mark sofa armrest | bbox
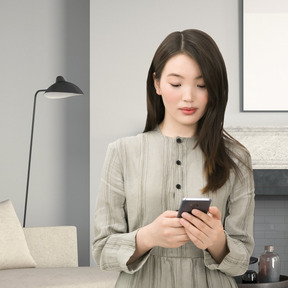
[23,226,78,268]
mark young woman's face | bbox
[154,53,208,137]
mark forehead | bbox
[162,53,201,77]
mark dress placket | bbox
[175,137,184,208]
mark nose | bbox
[182,87,194,102]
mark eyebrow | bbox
[167,73,203,80]
[167,73,184,78]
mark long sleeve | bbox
[204,151,255,276]
[92,142,150,274]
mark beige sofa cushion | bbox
[0,200,36,270]
[24,226,78,267]
[0,267,119,288]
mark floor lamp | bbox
[23,76,83,227]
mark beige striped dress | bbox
[93,127,255,287]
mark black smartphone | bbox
[177,197,211,218]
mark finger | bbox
[170,218,186,228]
[161,214,186,228]
[180,218,209,248]
[191,209,213,227]
[165,226,189,238]
[208,206,221,220]
[181,212,214,239]
[185,229,207,248]
[192,209,223,232]
[180,215,206,234]
[189,214,210,235]
[163,210,179,218]
[175,230,190,241]
[162,211,185,228]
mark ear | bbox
[153,72,161,95]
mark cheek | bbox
[161,86,180,104]
[200,92,209,107]
[162,92,179,109]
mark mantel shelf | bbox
[226,126,288,170]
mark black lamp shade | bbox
[45,76,83,99]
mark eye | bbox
[170,83,181,87]
[197,84,206,89]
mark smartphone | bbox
[177,197,211,218]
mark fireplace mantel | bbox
[226,126,288,169]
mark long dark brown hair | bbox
[144,29,250,193]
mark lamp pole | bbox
[23,89,46,227]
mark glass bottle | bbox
[258,245,281,283]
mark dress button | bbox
[176,160,181,165]
[176,138,182,143]
[176,184,181,189]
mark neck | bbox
[159,121,197,138]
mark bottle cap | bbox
[265,245,274,252]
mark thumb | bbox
[208,206,221,220]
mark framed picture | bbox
[243,0,288,111]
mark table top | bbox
[235,275,288,287]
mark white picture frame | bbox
[243,0,288,111]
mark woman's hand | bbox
[127,210,189,265]
[179,206,229,263]
[143,210,190,249]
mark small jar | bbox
[258,245,281,283]
[242,270,258,283]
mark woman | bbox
[93,29,255,287]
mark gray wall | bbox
[90,0,288,265]
[0,0,89,265]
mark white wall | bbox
[0,0,89,265]
[90,0,288,265]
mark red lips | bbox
[180,107,196,115]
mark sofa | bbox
[0,200,119,288]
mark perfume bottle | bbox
[258,245,280,283]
